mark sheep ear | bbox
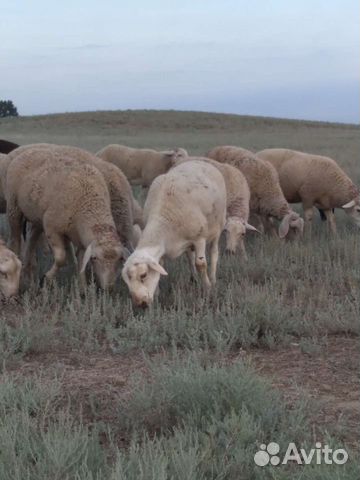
[279,216,290,239]
[149,261,168,276]
[342,200,356,209]
[80,242,94,273]
[245,222,261,233]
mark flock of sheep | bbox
[0,138,359,308]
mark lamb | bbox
[6,148,125,289]
[122,160,227,308]
[0,238,21,298]
[96,144,187,187]
[173,152,258,258]
[6,144,137,250]
[0,139,19,154]
[256,148,360,234]
[207,146,304,238]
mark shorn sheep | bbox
[256,148,360,234]
[122,160,227,308]
[6,148,125,289]
[0,238,21,298]
[173,152,258,258]
[207,146,304,238]
[96,144,186,187]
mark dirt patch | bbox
[247,336,359,449]
[3,336,359,449]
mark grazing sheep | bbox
[207,146,304,239]
[0,139,19,154]
[6,144,137,250]
[0,238,21,298]
[173,152,258,258]
[6,148,125,289]
[96,144,187,187]
[122,160,227,308]
[256,148,360,234]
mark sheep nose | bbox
[140,301,148,309]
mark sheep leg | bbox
[262,216,278,237]
[76,248,87,289]
[324,209,337,235]
[186,248,197,282]
[23,224,43,281]
[193,239,211,289]
[239,238,248,261]
[209,236,220,285]
[44,233,67,281]
[303,206,314,235]
[7,197,23,256]
[66,240,78,267]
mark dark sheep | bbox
[0,139,19,154]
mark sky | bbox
[1,0,359,123]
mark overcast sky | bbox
[1,0,359,122]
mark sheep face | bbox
[279,212,304,239]
[81,241,124,289]
[342,198,360,227]
[0,251,21,298]
[224,217,246,254]
[122,253,167,308]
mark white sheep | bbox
[173,152,258,258]
[6,148,125,289]
[256,148,360,234]
[122,160,227,308]
[207,146,304,239]
[96,144,187,187]
[0,238,21,298]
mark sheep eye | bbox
[0,272,7,279]
[91,255,97,261]
[140,273,147,281]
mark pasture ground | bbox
[0,110,359,479]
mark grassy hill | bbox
[1,110,359,182]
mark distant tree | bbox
[0,100,19,118]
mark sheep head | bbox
[81,233,125,290]
[342,197,360,228]
[122,251,167,308]
[224,217,260,254]
[279,212,304,239]
[0,247,21,298]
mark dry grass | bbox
[0,110,359,478]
